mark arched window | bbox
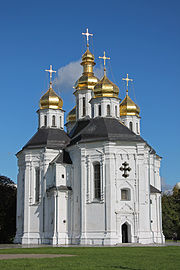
[121,189,130,201]
[52,115,56,127]
[60,116,62,128]
[44,115,47,127]
[107,105,110,116]
[82,97,86,116]
[98,105,101,116]
[115,106,117,117]
[129,121,133,131]
[94,162,101,200]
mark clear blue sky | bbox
[0,0,179,187]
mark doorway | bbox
[122,223,129,243]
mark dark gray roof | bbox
[23,128,70,150]
[150,185,161,194]
[51,150,72,164]
[69,117,145,145]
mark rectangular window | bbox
[121,189,130,201]
[35,168,40,203]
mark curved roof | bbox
[120,95,140,117]
[40,83,63,110]
[93,75,119,98]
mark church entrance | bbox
[122,223,130,243]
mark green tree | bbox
[162,189,180,240]
[0,175,17,243]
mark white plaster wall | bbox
[38,108,64,129]
[74,89,92,120]
[120,115,140,135]
[67,140,164,245]
[91,97,120,119]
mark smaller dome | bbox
[93,75,119,98]
[40,83,63,110]
[66,106,76,122]
[120,95,140,117]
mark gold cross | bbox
[99,51,110,75]
[82,28,93,47]
[45,65,56,83]
[122,74,133,95]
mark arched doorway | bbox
[122,223,131,243]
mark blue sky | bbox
[0,0,179,187]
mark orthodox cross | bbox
[99,51,110,76]
[122,74,133,95]
[120,161,131,178]
[82,28,93,47]
[45,65,56,84]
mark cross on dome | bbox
[82,28,93,47]
[122,74,133,95]
[99,51,110,76]
[45,65,56,84]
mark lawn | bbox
[0,246,179,270]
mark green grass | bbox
[0,246,180,270]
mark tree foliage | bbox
[0,175,17,243]
[162,189,180,240]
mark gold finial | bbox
[99,51,110,76]
[82,28,93,47]
[122,73,133,95]
[45,65,56,85]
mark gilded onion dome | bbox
[74,48,99,91]
[40,82,63,110]
[93,75,119,98]
[66,106,76,122]
[120,95,140,117]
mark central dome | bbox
[74,48,99,91]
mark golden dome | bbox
[74,48,99,91]
[93,75,119,98]
[40,82,63,110]
[120,95,140,117]
[66,106,76,122]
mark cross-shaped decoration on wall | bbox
[120,162,131,178]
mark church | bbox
[15,29,165,245]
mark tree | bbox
[162,188,180,240]
[0,175,17,243]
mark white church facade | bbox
[15,30,165,245]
